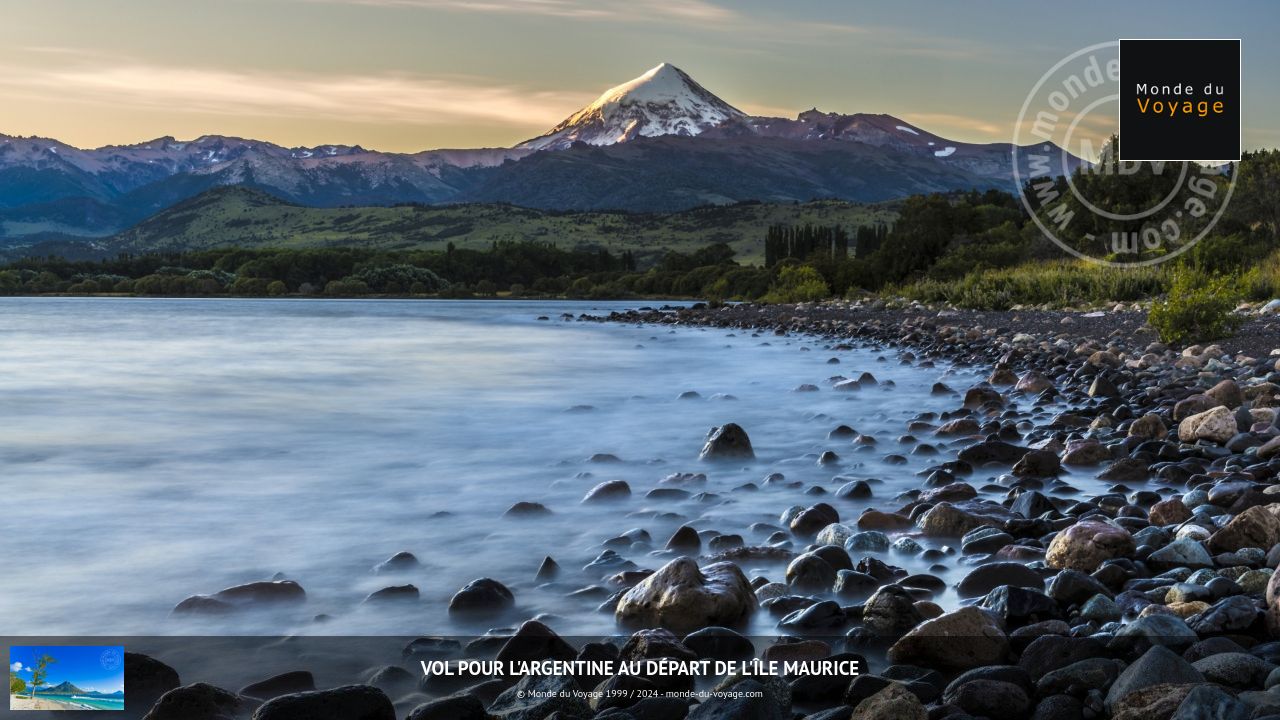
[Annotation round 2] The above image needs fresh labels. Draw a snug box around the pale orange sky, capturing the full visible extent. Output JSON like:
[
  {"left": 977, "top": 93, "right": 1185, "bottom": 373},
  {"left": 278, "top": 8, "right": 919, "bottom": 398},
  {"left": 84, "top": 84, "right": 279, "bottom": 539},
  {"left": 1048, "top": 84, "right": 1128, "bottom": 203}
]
[{"left": 2, "top": 0, "right": 1277, "bottom": 153}]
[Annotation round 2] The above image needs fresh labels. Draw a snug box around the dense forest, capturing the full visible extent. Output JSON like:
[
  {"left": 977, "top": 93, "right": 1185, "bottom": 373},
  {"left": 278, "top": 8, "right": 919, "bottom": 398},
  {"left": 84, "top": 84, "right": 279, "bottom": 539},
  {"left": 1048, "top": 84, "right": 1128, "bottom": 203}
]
[{"left": 1, "top": 148, "right": 1277, "bottom": 308}]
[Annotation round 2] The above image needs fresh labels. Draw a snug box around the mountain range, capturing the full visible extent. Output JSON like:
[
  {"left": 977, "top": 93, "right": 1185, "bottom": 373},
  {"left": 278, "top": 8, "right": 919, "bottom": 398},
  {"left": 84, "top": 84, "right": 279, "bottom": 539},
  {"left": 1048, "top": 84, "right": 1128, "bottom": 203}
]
[{"left": 0, "top": 62, "right": 1079, "bottom": 251}]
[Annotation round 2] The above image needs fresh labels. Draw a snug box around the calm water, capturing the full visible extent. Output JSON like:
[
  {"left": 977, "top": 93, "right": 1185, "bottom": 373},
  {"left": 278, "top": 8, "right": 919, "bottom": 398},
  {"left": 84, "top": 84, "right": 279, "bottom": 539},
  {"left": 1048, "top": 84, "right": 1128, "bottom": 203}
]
[{"left": 0, "top": 298, "right": 1003, "bottom": 638}]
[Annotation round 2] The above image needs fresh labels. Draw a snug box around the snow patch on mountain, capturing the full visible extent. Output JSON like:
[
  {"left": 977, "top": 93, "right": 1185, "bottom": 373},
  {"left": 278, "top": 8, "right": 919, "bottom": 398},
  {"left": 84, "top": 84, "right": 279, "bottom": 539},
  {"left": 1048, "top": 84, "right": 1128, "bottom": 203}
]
[{"left": 517, "top": 63, "right": 745, "bottom": 151}]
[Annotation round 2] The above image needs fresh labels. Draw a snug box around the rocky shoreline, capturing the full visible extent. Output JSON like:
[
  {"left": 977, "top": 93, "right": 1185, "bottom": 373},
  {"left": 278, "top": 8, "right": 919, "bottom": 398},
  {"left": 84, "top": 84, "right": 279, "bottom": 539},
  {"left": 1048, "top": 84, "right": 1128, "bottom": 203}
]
[{"left": 115, "top": 299, "right": 1280, "bottom": 719}]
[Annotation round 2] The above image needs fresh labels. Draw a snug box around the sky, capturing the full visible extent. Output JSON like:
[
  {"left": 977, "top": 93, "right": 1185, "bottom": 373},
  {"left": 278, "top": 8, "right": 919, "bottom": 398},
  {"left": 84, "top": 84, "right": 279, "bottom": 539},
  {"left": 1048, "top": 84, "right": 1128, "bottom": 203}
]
[
  {"left": 1, "top": 0, "right": 1277, "bottom": 153},
  {"left": 10, "top": 646, "right": 125, "bottom": 694}
]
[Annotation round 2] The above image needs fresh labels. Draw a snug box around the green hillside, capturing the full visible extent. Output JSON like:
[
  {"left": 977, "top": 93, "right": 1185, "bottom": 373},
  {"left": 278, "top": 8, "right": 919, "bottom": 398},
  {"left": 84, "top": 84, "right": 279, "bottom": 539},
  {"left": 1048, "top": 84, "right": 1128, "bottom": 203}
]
[{"left": 107, "top": 186, "right": 896, "bottom": 265}]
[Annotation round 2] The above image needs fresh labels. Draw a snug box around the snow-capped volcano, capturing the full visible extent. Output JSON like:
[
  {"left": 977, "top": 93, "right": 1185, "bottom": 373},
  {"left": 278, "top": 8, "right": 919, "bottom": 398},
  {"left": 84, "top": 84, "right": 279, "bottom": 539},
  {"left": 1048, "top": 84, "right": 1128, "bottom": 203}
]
[{"left": 517, "top": 63, "right": 745, "bottom": 151}]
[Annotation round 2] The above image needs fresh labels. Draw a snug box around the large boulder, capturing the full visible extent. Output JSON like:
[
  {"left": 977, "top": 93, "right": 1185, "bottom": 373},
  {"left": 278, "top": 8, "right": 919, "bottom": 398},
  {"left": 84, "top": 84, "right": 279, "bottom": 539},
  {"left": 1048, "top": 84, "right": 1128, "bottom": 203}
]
[
  {"left": 1104, "top": 646, "right": 1204, "bottom": 712},
  {"left": 700, "top": 424, "right": 754, "bottom": 460},
  {"left": 1206, "top": 504, "right": 1280, "bottom": 553},
  {"left": 447, "top": 578, "right": 514, "bottom": 616},
  {"left": 1045, "top": 521, "right": 1135, "bottom": 572},
  {"left": 862, "top": 585, "right": 926, "bottom": 637},
  {"left": 126, "top": 652, "right": 181, "bottom": 714},
  {"left": 615, "top": 557, "right": 755, "bottom": 633},
  {"left": 174, "top": 580, "right": 305, "bottom": 614},
  {"left": 850, "top": 681, "right": 926, "bottom": 720},
  {"left": 1177, "top": 406, "right": 1237, "bottom": 444},
  {"left": 886, "top": 606, "right": 1010, "bottom": 671},
  {"left": 143, "top": 683, "right": 245, "bottom": 720},
  {"left": 251, "top": 685, "right": 394, "bottom": 720}
]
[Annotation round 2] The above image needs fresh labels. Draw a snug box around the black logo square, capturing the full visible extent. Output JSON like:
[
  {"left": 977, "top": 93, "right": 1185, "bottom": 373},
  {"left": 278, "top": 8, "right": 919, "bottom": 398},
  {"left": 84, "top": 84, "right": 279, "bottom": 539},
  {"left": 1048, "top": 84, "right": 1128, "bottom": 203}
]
[{"left": 1120, "top": 39, "right": 1241, "bottom": 161}]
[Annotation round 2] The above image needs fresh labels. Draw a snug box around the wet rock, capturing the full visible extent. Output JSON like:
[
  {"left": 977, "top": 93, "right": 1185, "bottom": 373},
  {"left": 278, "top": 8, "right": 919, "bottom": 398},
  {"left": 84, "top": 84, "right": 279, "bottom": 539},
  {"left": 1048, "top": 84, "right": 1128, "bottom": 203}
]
[
  {"left": 937, "top": 418, "right": 981, "bottom": 435},
  {"left": 363, "top": 585, "right": 418, "bottom": 603},
  {"left": 964, "top": 385, "right": 1005, "bottom": 409},
  {"left": 856, "top": 510, "right": 913, "bottom": 531},
  {"left": 1079, "top": 594, "right": 1122, "bottom": 623},
  {"left": 886, "top": 606, "right": 1009, "bottom": 671},
  {"left": 956, "top": 562, "right": 1044, "bottom": 598},
  {"left": 240, "top": 671, "right": 316, "bottom": 701},
  {"left": 700, "top": 424, "right": 754, "bottom": 460},
  {"left": 1036, "top": 657, "right": 1122, "bottom": 697},
  {"left": 126, "top": 652, "right": 181, "bottom": 714},
  {"left": 862, "top": 585, "right": 926, "bottom": 637},
  {"left": 916, "top": 502, "right": 989, "bottom": 537},
  {"left": 1104, "top": 646, "right": 1204, "bottom": 711},
  {"left": 1189, "top": 595, "right": 1262, "bottom": 634},
  {"left": 979, "top": 585, "right": 1059, "bottom": 626},
  {"left": 834, "top": 570, "right": 879, "bottom": 600},
  {"left": 143, "top": 682, "right": 245, "bottom": 720},
  {"left": 1206, "top": 379, "right": 1244, "bottom": 408},
  {"left": 1016, "top": 372, "right": 1054, "bottom": 394},
  {"left": 785, "top": 553, "right": 837, "bottom": 592},
  {"left": 1109, "top": 683, "right": 1196, "bottom": 720},
  {"left": 1207, "top": 505, "right": 1280, "bottom": 553},
  {"left": 615, "top": 557, "right": 755, "bottom": 633},
  {"left": 1149, "top": 498, "right": 1192, "bottom": 526},
  {"left": 1013, "top": 450, "right": 1062, "bottom": 477},
  {"left": 1169, "top": 684, "right": 1250, "bottom": 720},
  {"left": 505, "top": 502, "right": 553, "bottom": 517},
  {"left": 175, "top": 580, "right": 306, "bottom": 614},
  {"left": 447, "top": 578, "right": 515, "bottom": 616},
  {"left": 1010, "top": 489, "right": 1055, "bottom": 519},
  {"left": 1046, "top": 521, "right": 1135, "bottom": 572},
  {"left": 535, "top": 556, "right": 560, "bottom": 581},
  {"left": 496, "top": 620, "right": 577, "bottom": 664},
  {"left": 1192, "top": 651, "right": 1273, "bottom": 688},
  {"left": 1177, "top": 406, "right": 1237, "bottom": 444},
  {"left": 1061, "top": 439, "right": 1111, "bottom": 465},
  {"left": 845, "top": 531, "right": 891, "bottom": 552},
  {"left": 252, "top": 685, "right": 394, "bottom": 720},
  {"left": 1128, "top": 413, "right": 1168, "bottom": 440},
  {"left": 373, "top": 551, "right": 419, "bottom": 573},
  {"left": 1031, "top": 694, "right": 1085, "bottom": 720},
  {"left": 666, "top": 525, "right": 701, "bottom": 553},
  {"left": 1046, "top": 568, "right": 1113, "bottom": 606},
  {"left": 489, "top": 675, "right": 589, "bottom": 720},
  {"left": 849, "top": 682, "right": 926, "bottom": 720},
  {"left": 957, "top": 439, "right": 1026, "bottom": 465},
  {"left": 583, "top": 480, "right": 631, "bottom": 503},
  {"left": 779, "top": 600, "right": 846, "bottom": 631},
  {"left": 943, "top": 679, "right": 1030, "bottom": 720},
  {"left": 1148, "top": 538, "right": 1215, "bottom": 570},
  {"left": 816, "top": 523, "right": 855, "bottom": 547},
  {"left": 683, "top": 626, "right": 754, "bottom": 661},
  {"left": 791, "top": 503, "right": 840, "bottom": 536},
  {"left": 1017, "top": 635, "right": 1106, "bottom": 678}
]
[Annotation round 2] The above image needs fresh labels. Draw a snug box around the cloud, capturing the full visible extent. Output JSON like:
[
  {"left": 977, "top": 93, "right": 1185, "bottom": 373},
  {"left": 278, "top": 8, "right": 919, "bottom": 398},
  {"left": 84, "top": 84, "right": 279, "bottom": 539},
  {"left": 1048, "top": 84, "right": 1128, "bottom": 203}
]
[
  {"left": 10, "top": 662, "right": 22, "bottom": 672},
  {"left": 0, "top": 62, "right": 592, "bottom": 129},
  {"left": 901, "top": 112, "right": 1007, "bottom": 137}
]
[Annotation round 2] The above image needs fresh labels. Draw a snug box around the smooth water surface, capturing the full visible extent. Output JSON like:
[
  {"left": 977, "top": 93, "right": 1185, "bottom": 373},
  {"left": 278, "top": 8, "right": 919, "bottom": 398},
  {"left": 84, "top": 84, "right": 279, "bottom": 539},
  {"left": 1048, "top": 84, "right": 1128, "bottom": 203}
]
[{"left": 0, "top": 298, "right": 998, "bottom": 637}]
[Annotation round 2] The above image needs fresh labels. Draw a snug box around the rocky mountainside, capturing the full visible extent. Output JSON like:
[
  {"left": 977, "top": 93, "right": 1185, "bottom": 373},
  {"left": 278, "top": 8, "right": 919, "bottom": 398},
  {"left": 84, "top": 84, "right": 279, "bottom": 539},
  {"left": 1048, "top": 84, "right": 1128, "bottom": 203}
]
[
  {"left": 0, "top": 63, "right": 1079, "bottom": 248},
  {"left": 517, "top": 63, "right": 746, "bottom": 151}
]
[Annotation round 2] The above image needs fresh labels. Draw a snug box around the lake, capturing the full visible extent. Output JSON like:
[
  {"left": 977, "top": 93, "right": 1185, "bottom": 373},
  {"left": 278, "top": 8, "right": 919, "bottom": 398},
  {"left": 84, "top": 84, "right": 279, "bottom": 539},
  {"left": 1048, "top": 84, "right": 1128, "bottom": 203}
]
[{"left": 0, "top": 297, "right": 989, "bottom": 638}]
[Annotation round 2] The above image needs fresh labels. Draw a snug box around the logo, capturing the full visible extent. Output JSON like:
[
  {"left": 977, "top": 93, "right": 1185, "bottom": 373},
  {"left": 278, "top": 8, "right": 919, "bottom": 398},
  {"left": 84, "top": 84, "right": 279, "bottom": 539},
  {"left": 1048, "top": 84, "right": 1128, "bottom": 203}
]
[
  {"left": 100, "top": 647, "right": 122, "bottom": 671},
  {"left": 1012, "top": 41, "right": 1237, "bottom": 267}
]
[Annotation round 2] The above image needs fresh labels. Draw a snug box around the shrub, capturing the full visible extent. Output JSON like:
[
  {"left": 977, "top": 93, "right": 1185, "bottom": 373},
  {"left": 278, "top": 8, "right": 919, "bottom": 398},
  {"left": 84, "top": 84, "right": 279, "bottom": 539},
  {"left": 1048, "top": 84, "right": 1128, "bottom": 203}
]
[
  {"left": 1147, "top": 266, "right": 1243, "bottom": 345},
  {"left": 763, "top": 265, "right": 831, "bottom": 304},
  {"left": 323, "top": 278, "right": 370, "bottom": 296},
  {"left": 352, "top": 264, "right": 447, "bottom": 293},
  {"left": 267, "top": 280, "right": 288, "bottom": 296}
]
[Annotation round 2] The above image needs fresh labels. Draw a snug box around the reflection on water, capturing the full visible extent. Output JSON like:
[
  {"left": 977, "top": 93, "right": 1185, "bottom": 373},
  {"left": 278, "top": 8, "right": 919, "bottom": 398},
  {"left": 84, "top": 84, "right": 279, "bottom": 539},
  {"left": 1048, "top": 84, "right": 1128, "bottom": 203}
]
[{"left": 0, "top": 297, "right": 1006, "bottom": 637}]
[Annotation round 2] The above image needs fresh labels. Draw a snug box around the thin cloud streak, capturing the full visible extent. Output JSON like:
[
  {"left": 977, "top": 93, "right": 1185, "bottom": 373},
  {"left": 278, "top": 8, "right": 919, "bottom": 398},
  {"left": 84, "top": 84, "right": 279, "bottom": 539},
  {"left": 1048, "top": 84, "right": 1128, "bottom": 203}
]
[{"left": 0, "top": 62, "right": 593, "bottom": 129}]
